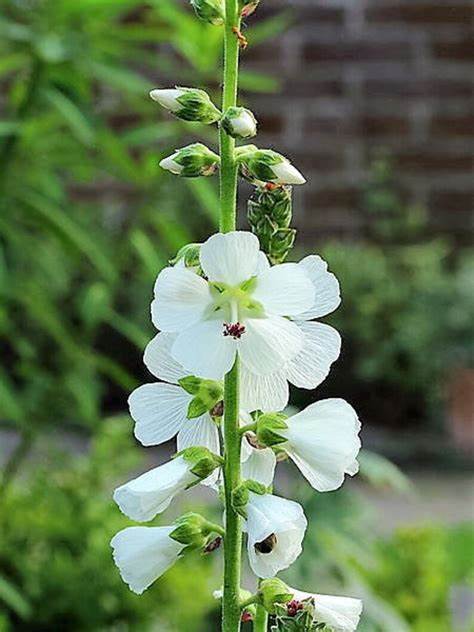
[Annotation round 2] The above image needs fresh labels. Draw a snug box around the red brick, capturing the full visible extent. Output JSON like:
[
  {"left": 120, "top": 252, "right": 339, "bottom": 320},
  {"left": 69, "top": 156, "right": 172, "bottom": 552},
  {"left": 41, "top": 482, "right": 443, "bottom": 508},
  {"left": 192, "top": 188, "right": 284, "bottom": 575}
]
[
  {"left": 303, "top": 41, "right": 413, "bottom": 63},
  {"left": 430, "top": 115, "right": 474, "bottom": 137},
  {"left": 396, "top": 151, "right": 473, "bottom": 172},
  {"left": 367, "top": 4, "right": 473, "bottom": 25},
  {"left": 364, "top": 78, "right": 473, "bottom": 99},
  {"left": 433, "top": 38, "right": 474, "bottom": 61},
  {"left": 359, "top": 116, "right": 410, "bottom": 137}
]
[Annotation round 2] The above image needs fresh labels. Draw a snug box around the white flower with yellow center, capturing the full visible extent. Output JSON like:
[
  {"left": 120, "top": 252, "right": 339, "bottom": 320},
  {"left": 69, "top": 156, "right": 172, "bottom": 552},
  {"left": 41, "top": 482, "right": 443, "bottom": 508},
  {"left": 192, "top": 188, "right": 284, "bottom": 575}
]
[{"left": 151, "top": 231, "right": 315, "bottom": 379}]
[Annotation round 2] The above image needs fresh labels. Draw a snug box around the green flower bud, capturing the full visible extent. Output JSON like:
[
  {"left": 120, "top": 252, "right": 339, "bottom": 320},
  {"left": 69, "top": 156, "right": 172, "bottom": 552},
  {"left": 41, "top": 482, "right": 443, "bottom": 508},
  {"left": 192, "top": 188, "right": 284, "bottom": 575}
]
[
  {"left": 169, "top": 243, "right": 201, "bottom": 268},
  {"left": 256, "top": 412, "right": 288, "bottom": 447},
  {"left": 179, "top": 376, "right": 224, "bottom": 419},
  {"left": 160, "top": 143, "right": 220, "bottom": 178},
  {"left": 169, "top": 512, "right": 210, "bottom": 549},
  {"left": 237, "top": 148, "right": 305, "bottom": 185},
  {"left": 232, "top": 479, "right": 267, "bottom": 518},
  {"left": 190, "top": 0, "right": 225, "bottom": 26},
  {"left": 150, "top": 87, "right": 221, "bottom": 124},
  {"left": 258, "top": 578, "right": 293, "bottom": 615},
  {"left": 178, "top": 446, "right": 223, "bottom": 483},
  {"left": 268, "top": 227, "right": 296, "bottom": 265},
  {"left": 221, "top": 106, "right": 257, "bottom": 139}
]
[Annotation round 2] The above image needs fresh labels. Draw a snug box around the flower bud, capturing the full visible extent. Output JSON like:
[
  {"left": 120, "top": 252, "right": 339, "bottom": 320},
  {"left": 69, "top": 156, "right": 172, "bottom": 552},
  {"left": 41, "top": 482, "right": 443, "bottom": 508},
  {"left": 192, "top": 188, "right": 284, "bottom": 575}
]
[
  {"left": 258, "top": 578, "right": 293, "bottom": 614},
  {"left": 160, "top": 143, "right": 219, "bottom": 178},
  {"left": 237, "top": 148, "right": 306, "bottom": 185},
  {"left": 239, "top": 0, "right": 260, "bottom": 18},
  {"left": 232, "top": 479, "right": 267, "bottom": 518},
  {"left": 221, "top": 106, "right": 257, "bottom": 139},
  {"left": 190, "top": 0, "right": 225, "bottom": 26},
  {"left": 169, "top": 512, "right": 210, "bottom": 549},
  {"left": 179, "top": 446, "right": 224, "bottom": 482},
  {"left": 170, "top": 243, "right": 201, "bottom": 268},
  {"left": 256, "top": 412, "right": 288, "bottom": 447},
  {"left": 150, "top": 87, "right": 221, "bottom": 124},
  {"left": 178, "top": 376, "right": 224, "bottom": 419}
]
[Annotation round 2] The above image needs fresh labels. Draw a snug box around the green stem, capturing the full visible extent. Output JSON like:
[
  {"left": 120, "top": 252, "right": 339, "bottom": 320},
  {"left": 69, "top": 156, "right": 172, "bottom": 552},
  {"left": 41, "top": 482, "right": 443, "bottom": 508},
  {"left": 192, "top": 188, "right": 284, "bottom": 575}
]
[{"left": 253, "top": 604, "right": 268, "bottom": 632}]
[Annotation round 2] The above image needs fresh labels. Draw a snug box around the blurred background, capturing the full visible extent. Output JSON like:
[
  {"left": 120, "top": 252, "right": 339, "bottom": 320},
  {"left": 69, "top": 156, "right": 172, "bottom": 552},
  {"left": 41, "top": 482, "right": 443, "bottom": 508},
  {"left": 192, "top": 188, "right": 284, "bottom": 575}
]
[{"left": 0, "top": 0, "right": 473, "bottom": 630}]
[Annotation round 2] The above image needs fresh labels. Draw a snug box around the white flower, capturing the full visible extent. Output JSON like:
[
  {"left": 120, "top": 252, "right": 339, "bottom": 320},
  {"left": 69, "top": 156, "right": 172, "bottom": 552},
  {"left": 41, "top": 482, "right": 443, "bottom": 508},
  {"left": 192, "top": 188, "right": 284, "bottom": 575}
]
[
  {"left": 150, "top": 88, "right": 183, "bottom": 112},
  {"left": 278, "top": 399, "right": 361, "bottom": 492},
  {"left": 240, "top": 254, "right": 342, "bottom": 412},
  {"left": 152, "top": 231, "right": 315, "bottom": 379},
  {"left": 241, "top": 434, "right": 276, "bottom": 487},
  {"left": 111, "top": 526, "right": 184, "bottom": 594},
  {"left": 290, "top": 588, "right": 362, "bottom": 632},
  {"left": 113, "top": 448, "right": 221, "bottom": 522},
  {"left": 128, "top": 332, "right": 220, "bottom": 463},
  {"left": 244, "top": 491, "right": 307, "bottom": 578}
]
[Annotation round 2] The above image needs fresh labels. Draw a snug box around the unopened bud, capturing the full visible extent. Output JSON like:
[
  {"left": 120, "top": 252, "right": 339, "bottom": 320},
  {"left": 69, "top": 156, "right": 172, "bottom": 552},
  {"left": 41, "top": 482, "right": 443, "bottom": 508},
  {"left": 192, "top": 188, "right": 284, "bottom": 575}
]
[
  {"left": 170, "top": 243, "right": 201, "bottom": 268},
  {"left": 256, "top": 413, "right": 288, "bottom": 447},
  {"left": 232, "top": 480, "right": 267, "bottom": 518},
  {"left": 179, "top": 376, "right": 224, "bottom": 419},
  {"left": 240, "top": 0, "right": 260, "bottom": 18},
  {"left": 178, "top": 446, "right": 223, "bottom": 482},
  {"left": 221, "top": 106, "right": 257, "bottom": 139},
  {"left": 258, "top": 578, "right": 293, "bottom": 615},
  {"left": 190, "top": 0, "right": 225, "bottom": 26},
  {"left": 150, "top": 87, "right": 221, "bottom": 124},
  {"left": 237, "top": 148, "right": 305, "bottom": 185},
  {"left": 159, "top": 143, "right": 219, "bottom": 178},
  {"left": 170, "top": 513, "right": 210, "bottom": 549}
]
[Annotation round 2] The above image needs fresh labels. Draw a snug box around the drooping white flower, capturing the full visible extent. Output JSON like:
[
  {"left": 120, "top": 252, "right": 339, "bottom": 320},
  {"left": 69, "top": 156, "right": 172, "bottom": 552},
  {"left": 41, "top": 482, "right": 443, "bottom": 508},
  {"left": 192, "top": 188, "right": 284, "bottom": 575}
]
[
  {"left": 257, "top": 399, "right": 361, "bottom": 492},
  {"left": 244, "top": 491, "right": 307, "bottom": 578},
  {"left": 128, "top": 333, "right": 221, "bottom": 466},
  {"left": 241, "top": 433, "right": 276, "bottom": 487},
  {"left": 152, "top": 231, "right": 315, "bottom": 379},
  {"left": 288, "top": 588, "right": 363, "bottom": 632},
  {"left": 113, "top": 448, "right": 222, "bottom": 522},
  {"left": 111, "top": 526, "right": 185, "bottom": 594},
  {"left": 240, "top": 254, "right": 342, "bottom": 412}
]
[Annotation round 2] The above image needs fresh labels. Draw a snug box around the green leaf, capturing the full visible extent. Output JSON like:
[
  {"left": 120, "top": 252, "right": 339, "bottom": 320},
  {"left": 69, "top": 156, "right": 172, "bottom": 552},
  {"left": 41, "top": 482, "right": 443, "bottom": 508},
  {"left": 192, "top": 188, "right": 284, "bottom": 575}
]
[
  {"left": 45, "top": 88, "right": 95, "bottom": 145},
  {"left": 0, "top": 575, "right": 31, "bottom": 620}
]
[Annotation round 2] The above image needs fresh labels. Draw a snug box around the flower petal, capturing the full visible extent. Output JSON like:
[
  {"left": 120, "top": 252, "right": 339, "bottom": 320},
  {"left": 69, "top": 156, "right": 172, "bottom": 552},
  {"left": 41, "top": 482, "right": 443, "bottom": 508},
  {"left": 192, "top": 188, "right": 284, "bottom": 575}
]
[
  {"left": 283, "top": 399, "right": 361, "bottom": 492},
  {"left": 128, "top": 383, "right": 192, "bottom": 447},
  {"left": 291, "top": 590, "right": 362, "bottom": 632},
  {"left": 239, "top": 315, "right": 303, "bottom": 376},
  {"left": 241, "top": 438, "right": 276, "bottom": 487},
  {"left": 143, "top": 332, "right": 189, "bottom": 385},
  {"left": 240, "top": 364, "right": 289, "bottom": 412},
  {"left": 253, "top": 263, "right": 315, "bottom": 316},
  {"left": 177, "top": 414, "right": 221, "bottom": 486},
  {"left": 172, "top": 319, "right": 237, "bottom": 379},
  {"left": 285, "top": 321, "right": 341, "bottom": 389},
  {"left": 111, "top": 526, "right": 184, "bottom": 594},
  {"left": 200, "top": 231, "right": 260, "bottom": 285},
  {"left": 113, "top": 456, "right": 194, "bottom": 522},
  {"left": 296, "top": 255, "right": 341, "bottom": 320},
  {"left": 151, "top": 266, "right": 212, "bottom": 332}
]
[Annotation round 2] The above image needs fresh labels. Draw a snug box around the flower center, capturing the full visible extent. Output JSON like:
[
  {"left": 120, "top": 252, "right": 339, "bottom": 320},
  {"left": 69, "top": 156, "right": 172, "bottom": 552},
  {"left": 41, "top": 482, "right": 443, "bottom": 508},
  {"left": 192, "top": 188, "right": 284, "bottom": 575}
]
[
  {"left": 287, "top": 600, "right": 304, "bottom": 617},
  {"left": 223, "top": 322, "right": 246, "bottom": 339},
  {"left": 209, "top": 279, "right": 264, "bottom": 324},
  {"left": 254, "top": 532, "right": 277, "bottom": 554}
]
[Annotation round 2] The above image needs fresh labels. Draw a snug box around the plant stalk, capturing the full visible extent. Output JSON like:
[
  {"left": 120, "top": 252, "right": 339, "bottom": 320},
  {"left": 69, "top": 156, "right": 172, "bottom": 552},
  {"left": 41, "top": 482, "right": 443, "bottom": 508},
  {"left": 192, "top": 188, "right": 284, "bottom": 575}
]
[
  {"left": 253, "top": 603, "right": 268, "bottom": 632},
  {"left": 220, "top": 3, "right": 243, "bottom": 630}
]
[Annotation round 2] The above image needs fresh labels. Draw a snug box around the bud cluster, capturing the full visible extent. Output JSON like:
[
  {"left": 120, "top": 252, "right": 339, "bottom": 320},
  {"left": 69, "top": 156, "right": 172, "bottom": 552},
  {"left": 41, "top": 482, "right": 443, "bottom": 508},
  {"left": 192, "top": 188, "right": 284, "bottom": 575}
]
[{"left": 247, "top": 184, "right": 296, "bottom": 264}]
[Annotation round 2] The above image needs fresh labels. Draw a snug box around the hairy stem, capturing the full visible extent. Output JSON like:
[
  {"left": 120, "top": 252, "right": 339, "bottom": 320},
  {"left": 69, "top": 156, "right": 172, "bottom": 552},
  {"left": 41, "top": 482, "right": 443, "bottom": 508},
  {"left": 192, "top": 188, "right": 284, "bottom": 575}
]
[
  {"left": 253, "top": 603, "right": 268, "bottom": 632},
  {"left": 220, "top": 3, "right": 243, "bottom": 630}
]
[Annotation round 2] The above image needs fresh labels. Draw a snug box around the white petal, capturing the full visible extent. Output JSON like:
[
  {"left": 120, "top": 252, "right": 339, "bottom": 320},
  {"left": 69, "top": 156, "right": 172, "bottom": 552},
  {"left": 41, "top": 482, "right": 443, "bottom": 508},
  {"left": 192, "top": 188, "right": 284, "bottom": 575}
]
[
  {"left": 172, "top": 319, "right": 237, "bottom": 379},
  {"left": 256, "top": 251, "right": 270, "bottom": 274},
  {"left": 128, "top": 383, "right": 191, "bottom": 447},
  {"left": 253, "top": 263, "right": 315, "bottom": 316},
  {"left": 239, "top": 315, "right": 303, "bottom": 376},
  {"left": 113, "top": 456, "right": 195, "bottom": 522},
  {"left": 143, "top": 332, "right": 188, "bottom": 384},
  {"left": 245, "top": 492, "right": 307, "bottom": 578},
  {"left": 149, "top": 88, "right": 181, "bottom": 112},
  {"left": 272, "top": 161, "right": 306, "bottom": 185},
  {"left": 159, "top": 154, "right": 183, "bottom": 174},
  {"left": 296, "top": 255, "right": 341, "bottom": 320},
  {"left": 241, "top": 438, "right": 276, "bottom": 487},
  {"left": 291, "top": 590, "right": 363, "bottom": 632},
  {"left": 199, "top": 231, "right": 260, "bottom": 286},
  {"left": 151, "top": 266, "right": 212, "bottom": 332},
  {"left": 111, "top": 526, "right": 184, "bottom": 594},
  {"left": 285, "top": 321, "right": 341, "bottom": 389},
  {"left": 240, "top": 364, "right": 289, "bottom": 412},
  {"left": 177, "top": 415, "right": 221, "bottom": 486},
  {"left": 282, "top": 399, "right": 361, "bottom": 492}
]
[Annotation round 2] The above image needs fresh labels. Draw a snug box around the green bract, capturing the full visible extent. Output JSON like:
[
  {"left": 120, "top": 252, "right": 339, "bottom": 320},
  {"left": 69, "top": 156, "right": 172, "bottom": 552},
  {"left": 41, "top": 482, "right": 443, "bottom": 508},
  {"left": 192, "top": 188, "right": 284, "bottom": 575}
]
[
  {"left": 178, "top": 376, "right": 224, "bottom": 419},
  {"left": 256, "top": 412, "right": 289, "bottom": 447},
  {"left": 178, "top": 446, "right": 223, "bottom": 481},
  {"left": 169, "top": 513, "right": 210, "bottom": 549},
  {"left": 258, "top": 579, "right": 293, "bottom": 615}
]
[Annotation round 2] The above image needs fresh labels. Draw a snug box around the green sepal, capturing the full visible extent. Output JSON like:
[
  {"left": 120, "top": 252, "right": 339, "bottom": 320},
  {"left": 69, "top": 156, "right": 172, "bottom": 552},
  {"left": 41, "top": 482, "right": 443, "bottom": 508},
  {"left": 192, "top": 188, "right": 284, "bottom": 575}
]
[
  {"left": 237, "top": 149, "right": 284, "bottom": 184},
  {"left": 232, "top": 479, "right": 268, "bottom": 518},
  {"left": 180, "top": 377, "right": 224, "bottom": 419},
  {"left": 256, "top": 413, "right": 288, "bottom": 447},
  {"left": 170, "top": 243, "right": 201, "bottom": 268},
  {"left": 173, "top": 143, "right": 220, "bottom": 178},
  {"left": 187, "top": 396, "right": 208, "bottom": 419},
  {"left": 179, "top": 375, "right": 203, "bottom": 395},
  {"left": 177, "top": 446, "right": 223, "bottom": 483},
  {"left": 169, "top": 512, "right": 209, "bottom": 549},
  {"left": 258, "top": 578, "right": 293, "bottom": 615}
]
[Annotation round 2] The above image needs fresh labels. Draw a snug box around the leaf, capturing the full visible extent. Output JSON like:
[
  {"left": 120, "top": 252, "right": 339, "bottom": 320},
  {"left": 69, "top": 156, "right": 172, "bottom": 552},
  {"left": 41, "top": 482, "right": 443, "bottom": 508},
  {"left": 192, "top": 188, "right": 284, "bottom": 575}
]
[
  {"left": 45, "top": 88, "right": 95, "bottom": 145},
  {"left": 0, "top": 575, "right": 31, "bottom": 620},
  {"left": 90, "top": 61, "right": 150, "bottom": 94},
  {"left": 130, "top": 229, "right": 167, "bottom": 277}
]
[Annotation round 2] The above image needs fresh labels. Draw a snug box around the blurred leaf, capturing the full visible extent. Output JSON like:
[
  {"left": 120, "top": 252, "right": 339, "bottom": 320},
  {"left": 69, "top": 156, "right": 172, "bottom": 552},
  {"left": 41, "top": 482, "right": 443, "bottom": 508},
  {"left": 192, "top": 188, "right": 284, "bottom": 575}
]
[
  {"left": 0, "top": 575, "right": 31, "bottom": 620},
  {"left": 358, "top": 451, "right": 413, "bottom": 494},
  {"left": 45, "top": 88, "right": 95, "bottom": 145}
]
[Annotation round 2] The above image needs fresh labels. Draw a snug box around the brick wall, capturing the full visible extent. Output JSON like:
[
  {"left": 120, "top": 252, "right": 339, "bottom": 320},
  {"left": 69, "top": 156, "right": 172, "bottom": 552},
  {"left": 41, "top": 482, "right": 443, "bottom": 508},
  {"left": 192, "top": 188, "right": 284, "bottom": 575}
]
[{"left": 244, "top": 0, "right": 473, "bottom": 244}]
